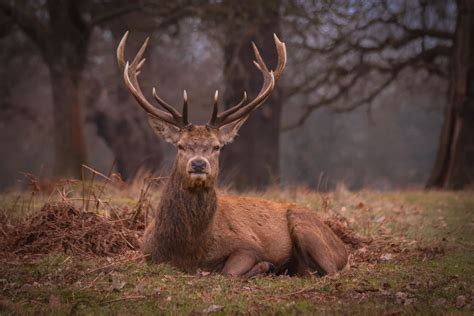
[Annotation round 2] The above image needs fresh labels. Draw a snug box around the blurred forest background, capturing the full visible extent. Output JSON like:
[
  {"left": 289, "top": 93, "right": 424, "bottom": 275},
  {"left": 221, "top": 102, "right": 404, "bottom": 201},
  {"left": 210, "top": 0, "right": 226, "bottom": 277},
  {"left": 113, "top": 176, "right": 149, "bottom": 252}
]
[{"left": 0, "top": 0, "right": 472, "bottom": 191}]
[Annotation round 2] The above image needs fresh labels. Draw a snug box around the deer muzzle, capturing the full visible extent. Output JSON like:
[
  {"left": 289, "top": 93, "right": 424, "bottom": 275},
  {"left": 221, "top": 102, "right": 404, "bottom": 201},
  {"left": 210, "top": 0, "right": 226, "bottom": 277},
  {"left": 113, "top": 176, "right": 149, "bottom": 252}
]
[{"left": 187, "top": 157, "right": 211, "bottom": 181}]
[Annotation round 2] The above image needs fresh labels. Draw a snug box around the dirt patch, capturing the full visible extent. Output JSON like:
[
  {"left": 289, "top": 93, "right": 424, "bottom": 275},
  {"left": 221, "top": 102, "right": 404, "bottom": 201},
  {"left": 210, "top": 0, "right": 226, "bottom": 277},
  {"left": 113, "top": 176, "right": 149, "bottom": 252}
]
[{"left": 3, "top": 202, "right": 140, "bottom": 257}]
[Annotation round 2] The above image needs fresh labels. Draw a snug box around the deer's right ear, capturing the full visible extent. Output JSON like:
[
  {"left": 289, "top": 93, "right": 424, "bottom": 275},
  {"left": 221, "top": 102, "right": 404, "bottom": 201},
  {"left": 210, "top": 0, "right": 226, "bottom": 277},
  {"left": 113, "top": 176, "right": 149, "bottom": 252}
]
[
  {"left": 218, "top": 115, "right": 249, "bottom": 145},
  {"left": 147, "top": 114, "right": 181, "bottom": 145}
]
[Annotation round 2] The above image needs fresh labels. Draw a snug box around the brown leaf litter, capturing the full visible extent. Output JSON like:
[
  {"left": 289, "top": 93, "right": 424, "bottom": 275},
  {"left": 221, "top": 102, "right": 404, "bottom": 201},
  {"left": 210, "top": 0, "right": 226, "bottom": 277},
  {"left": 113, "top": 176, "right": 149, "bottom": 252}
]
[
  {"left": 0, "top": 200, "right": 414, "bottom": 267},
  {"left": 2, "top": 202, "right": 140, "bottom": 258},
  {"left": 323, "top": 213, "right": 428, "bottom": 266}
]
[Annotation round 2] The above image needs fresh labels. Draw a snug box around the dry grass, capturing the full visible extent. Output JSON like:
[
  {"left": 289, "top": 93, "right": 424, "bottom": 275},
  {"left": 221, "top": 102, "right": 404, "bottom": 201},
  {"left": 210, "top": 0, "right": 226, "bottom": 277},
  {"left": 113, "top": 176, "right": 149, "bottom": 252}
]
[{"left": 0, "top": 174, "right": 473, "bottom": 314}]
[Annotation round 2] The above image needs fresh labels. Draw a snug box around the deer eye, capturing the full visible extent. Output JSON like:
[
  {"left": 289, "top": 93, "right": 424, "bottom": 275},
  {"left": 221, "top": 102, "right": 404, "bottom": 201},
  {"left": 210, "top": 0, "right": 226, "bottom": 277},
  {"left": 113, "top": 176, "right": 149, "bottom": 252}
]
[
  {"left": 178, "top": 144, "right": 185, "bottom": 151},
  {"left": 212, "top": 145, "right": 221, "bottom": 152}
]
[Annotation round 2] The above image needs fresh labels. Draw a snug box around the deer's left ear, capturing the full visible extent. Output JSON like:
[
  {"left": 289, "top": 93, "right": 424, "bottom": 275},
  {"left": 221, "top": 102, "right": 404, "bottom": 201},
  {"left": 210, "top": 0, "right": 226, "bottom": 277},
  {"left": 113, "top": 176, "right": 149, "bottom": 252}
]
[
  {"left": 147, "top": 114, "right": 181, "bottom": 145},
  {"left": 218, "top": 115, "right": 249, "bottom": 145}
]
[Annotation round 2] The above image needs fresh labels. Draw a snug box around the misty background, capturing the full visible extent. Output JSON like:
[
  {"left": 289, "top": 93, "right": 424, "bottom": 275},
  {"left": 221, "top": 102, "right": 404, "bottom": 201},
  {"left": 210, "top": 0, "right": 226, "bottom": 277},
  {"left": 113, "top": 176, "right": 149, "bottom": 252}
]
[{"left": 0, "top": 0, "right": 459, "bottom": 191}]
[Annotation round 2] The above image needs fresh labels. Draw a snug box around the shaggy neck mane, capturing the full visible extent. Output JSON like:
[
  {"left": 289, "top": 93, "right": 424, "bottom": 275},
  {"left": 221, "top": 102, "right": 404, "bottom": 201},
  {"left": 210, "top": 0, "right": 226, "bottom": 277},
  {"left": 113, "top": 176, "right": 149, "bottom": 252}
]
[{"left": 152, "top": 163, "right": 217, "bottom": 265}]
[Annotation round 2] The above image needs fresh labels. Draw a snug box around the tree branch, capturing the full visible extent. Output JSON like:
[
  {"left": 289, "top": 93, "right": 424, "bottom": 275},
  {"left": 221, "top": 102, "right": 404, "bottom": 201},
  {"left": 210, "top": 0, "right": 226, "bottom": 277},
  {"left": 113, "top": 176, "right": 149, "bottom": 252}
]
[
  {"left": 90, "top": 4, "right": 144, "bottom": 26},
  {"left": 0, "top": 0, "right": 48, "bottom": 49},
  {"left": 282, "top": 43, "right": 452, "bottom": 131},
  {"left": 280, "top": 0, "right": 454, "bottom": 131}
]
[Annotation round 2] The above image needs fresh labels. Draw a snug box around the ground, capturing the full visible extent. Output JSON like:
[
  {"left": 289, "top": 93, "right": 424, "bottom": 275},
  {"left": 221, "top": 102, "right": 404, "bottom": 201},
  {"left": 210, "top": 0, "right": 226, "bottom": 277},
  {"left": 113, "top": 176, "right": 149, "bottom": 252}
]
[{"left": 0, "top": 179, "right": 473, "bottom": 315}]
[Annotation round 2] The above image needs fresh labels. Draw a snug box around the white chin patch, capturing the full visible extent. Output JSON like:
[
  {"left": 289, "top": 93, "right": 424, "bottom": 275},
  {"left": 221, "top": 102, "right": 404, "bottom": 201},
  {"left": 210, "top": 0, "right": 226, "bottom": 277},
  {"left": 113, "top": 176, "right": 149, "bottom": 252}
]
[{"left": 189, "top": 173, "right": 207, "bottom": 182}]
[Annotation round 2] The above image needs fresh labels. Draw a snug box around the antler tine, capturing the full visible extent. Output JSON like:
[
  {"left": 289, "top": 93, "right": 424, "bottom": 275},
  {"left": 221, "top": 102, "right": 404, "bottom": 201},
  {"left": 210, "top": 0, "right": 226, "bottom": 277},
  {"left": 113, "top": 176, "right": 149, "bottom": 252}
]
[
  {"left": 137, "top": 58, "right": 146, "bottom": 70},
  {"left": 182, "top": 90, "right": 190, "bottom": 126},
  {"left": 251, "top": 41, "right": 270, "bottom": 73},
  {"left": 219, "top": 71, "right": 275, "bottom": 126},
  {"left": 272, "top": 33, "right": 287, "bottom": 82},
  {"left": 208, "top": 35, "right": 285, "bottom": 128},
  {"left": 207, "top": 35, "right": 286, "bottom": 128},
  {"left": 209, "top": 90, "right": 219, "bottom": 126},
  {"left": 212, "top": 91, "right": 247, "bottom": 122},
  {"left": 117, "top": 31, "right": 129, "bottom": 71},
  {"left": 132, "top": 37, "right": 149, "bottom": 67},
  {"left": 117, "top": 31, "right": 190, "bottom": 128},
  {"left": 221, "top": 37, "right": 283, "bottom": 121},
  {"left": 153, "top": 87, "right": 182, "bottom": 119},
  {"left": 123, "top": 62, "right": 177, "bottom": 126}
]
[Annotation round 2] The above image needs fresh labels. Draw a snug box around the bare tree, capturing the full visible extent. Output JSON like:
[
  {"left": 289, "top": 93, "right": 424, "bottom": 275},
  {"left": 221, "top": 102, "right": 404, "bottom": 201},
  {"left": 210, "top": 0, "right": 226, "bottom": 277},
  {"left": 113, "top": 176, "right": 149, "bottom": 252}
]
[
  {"left": 0, "top": 0, "right": 190, "bottom": 178},
  {"left": 199, "top": 0, "right": 283, "bottom": 190},
  {"left": 282, "top": 0, "right": 454, "bottom": 128},
  {"left": 0, "top": 1, "right": 137, "bottom": 177},
  {"left": 195, "top": 0, "right": 457, "bottom": 189},
  {"left": 427, "top": 0, "right": 474, "bottom": 189},
  {"left": 280, "top": 0, "right": 474, "bottom": 188},
  {"left": 87, "top": 9, "right": 192, "bottom": 179}
]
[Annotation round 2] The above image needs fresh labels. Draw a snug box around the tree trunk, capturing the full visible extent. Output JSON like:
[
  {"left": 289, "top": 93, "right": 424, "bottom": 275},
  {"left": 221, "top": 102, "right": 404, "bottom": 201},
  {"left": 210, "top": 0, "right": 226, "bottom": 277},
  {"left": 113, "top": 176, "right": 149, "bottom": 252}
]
[
  {"left": 427, "top": 0, "right": 474, "bottom": 189},
  {"left": 219, "top": 1, "right": 282, "bottom": 190},
  {"left": 87, "top": 27, "right": 163, "bottom": 180},
  {"left": 44, "top": 23, "right": 89, "bottom": 179},
  {"left": 92, "top": 109, "right": 163, "bottom": 180},
  {"left": 48, "top": 64, "right": 87, "bottom": 178}
]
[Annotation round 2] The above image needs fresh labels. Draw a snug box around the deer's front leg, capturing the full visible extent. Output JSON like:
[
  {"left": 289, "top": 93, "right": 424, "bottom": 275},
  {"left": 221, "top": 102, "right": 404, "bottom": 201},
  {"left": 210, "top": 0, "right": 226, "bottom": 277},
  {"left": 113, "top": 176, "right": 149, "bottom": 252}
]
[
  {"left": 221, "top": 251, "right": 274, "bottom": 277},
  {"left": 242, "top": 261, "right": 275, "bottom": 278}
]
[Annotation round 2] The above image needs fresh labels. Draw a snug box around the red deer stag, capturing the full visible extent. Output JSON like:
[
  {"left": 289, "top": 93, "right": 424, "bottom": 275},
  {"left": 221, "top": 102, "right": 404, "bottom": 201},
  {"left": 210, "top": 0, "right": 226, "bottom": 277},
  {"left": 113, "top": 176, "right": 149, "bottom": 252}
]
[{"left": 117, "top": 32, "right": 348, "bottom": 277}]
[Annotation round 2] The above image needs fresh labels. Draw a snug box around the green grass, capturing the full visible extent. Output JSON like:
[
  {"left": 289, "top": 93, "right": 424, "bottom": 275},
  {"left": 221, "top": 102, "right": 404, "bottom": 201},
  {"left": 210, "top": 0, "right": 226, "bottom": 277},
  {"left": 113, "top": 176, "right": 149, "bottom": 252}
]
[{"left": 1, "top": 188, "right": 473, "bottom": 315}]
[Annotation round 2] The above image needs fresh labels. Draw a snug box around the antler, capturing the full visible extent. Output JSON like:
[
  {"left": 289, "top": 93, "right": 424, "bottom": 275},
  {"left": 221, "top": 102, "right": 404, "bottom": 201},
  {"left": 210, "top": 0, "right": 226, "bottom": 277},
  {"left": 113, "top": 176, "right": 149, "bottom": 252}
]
[
  {"left": 208, "top": 34, "right": 287, "bottom": 128},
  {"left": 117, "top": 31, "right": 191, "bottom": 128}
]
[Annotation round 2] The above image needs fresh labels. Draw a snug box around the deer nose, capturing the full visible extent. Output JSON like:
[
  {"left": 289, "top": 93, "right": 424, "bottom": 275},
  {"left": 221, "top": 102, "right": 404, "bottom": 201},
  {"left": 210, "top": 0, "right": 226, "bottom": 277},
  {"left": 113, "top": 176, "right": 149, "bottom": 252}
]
[{"left": 191, "top": 159, "right": 207, "bottom": 173}]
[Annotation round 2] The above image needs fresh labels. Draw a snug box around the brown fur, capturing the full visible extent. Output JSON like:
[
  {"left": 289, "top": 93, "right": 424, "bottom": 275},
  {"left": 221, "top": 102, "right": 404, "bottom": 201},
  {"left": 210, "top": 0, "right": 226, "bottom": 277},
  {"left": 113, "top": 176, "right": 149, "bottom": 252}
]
[
  {"left": 142, "top": 126, "right": 348, "bottom": 277},
  {"left": 118, "top": 32, "right": 346, "bottom": 276}
]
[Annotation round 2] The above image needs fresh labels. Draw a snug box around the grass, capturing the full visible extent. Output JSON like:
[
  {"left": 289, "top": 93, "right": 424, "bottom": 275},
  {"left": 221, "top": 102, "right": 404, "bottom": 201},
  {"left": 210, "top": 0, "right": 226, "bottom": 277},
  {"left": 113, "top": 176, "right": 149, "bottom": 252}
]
[{"left": 0, "top": 185, "right": 473, "bottom": 315}]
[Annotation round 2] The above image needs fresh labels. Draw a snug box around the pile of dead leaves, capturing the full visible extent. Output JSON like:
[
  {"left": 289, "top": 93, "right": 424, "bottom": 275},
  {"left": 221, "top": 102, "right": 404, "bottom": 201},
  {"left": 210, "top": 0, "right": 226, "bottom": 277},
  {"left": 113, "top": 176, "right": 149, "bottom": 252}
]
[{"left": 4, "top": 202, "right": 140, "bottom": 257}]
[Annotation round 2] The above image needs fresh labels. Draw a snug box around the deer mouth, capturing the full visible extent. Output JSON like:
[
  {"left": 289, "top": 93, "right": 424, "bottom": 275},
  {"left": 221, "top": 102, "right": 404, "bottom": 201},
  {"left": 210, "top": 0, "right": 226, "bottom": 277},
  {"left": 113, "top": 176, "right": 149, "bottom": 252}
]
[
  {"left": 188, "top": 171, "right": 208, "bottom": 180},
  {"left": 189, "top": 171, "right": 207, "bottom": 175}
]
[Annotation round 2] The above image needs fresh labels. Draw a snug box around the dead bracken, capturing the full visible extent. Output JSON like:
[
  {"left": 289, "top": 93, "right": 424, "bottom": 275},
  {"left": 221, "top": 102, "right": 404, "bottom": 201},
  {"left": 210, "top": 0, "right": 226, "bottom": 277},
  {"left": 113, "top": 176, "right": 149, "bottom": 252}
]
[
  {"left": 5, "top": 202, "right": 140, "bottom": 257},
  {"left": 0, "top": 199, "right": 402, "bottom": 267}
]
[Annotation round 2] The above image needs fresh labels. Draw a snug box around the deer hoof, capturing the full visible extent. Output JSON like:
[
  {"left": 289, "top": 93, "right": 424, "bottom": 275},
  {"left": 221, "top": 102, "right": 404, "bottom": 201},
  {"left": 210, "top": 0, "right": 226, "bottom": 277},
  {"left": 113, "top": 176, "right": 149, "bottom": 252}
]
[{"left": 267, "top": 262, "right": 276, "bottom": 273}]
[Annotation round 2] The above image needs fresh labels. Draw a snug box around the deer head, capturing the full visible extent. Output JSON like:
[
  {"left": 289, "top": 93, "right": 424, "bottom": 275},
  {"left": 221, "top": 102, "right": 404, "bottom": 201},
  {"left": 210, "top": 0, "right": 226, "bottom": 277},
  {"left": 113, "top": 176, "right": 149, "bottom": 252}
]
[{"left": 117, "top": 32, "right": 286, "bottom": 189}]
